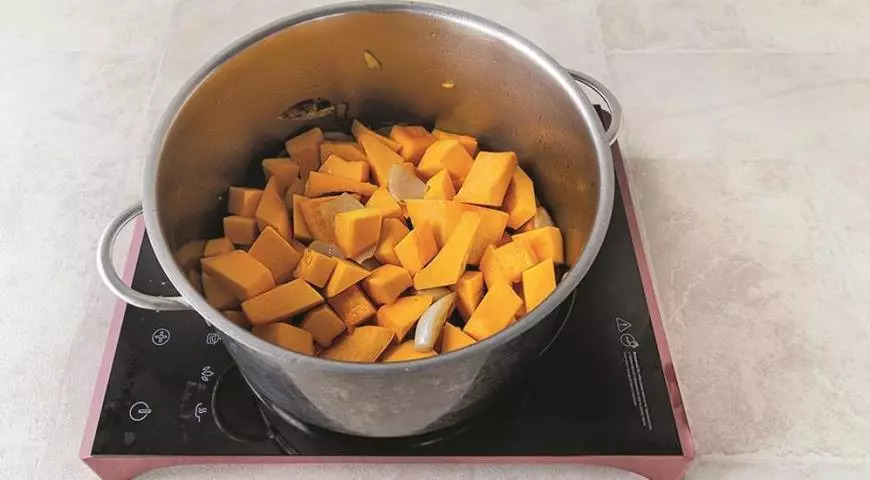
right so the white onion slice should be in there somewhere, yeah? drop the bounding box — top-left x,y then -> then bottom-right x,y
350,242 -> 377,265
388,164 -> 426,201
533,206 -> 554,229
414,293 -> 456,352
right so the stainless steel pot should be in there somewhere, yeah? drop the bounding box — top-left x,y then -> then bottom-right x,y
96,1 -> 620,437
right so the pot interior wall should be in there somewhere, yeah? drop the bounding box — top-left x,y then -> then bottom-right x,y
156,8 -> 600,268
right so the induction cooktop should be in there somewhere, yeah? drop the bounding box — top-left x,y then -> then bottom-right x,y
80,115 -> 693,480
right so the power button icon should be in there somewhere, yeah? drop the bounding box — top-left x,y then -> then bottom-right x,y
129,401 -> 152,422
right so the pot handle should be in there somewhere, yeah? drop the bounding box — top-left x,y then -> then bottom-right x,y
97,203 -> 191,311
567,69 -> 622,145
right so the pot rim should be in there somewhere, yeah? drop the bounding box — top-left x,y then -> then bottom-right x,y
143,0 -> 614,373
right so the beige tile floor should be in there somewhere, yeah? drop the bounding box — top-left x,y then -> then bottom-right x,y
1,0 -> 869,478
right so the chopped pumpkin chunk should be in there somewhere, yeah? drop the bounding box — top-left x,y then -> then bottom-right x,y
463,281 -> 523,341
305,171 -> 377,198
351,119 -> 402,152
241,279 -> 324,325
253,323 -> 315,355
285,128 -> 323,178
296,193 -> 362,244
325,259 -> 371,298
334,208 -> 383,258
417,139 -> 474,182
174,240 -> 206,271
480,244 -> 511,289
458,204 -> 509,265
454,151 -> 517,207
413,211 -> 481,290
440,323 -> 476,353
455,271 -> 485,320
227,187 -> 263,217
494,241 -> 538,283
522,259 -> 556,311
503,167 -> 536,229
201,272 -> 239,310
365,188 -> 403,219
374,218 -> 410,265
357,128 -> 404,186
223,216 -> 258,245
511,226 -> 564,264
393,223 -> 438,275
404,199 -> 463,247
262,158 -> 300,189
300,305 -> 347,347
424,169 -> 456,200
187,269 -> 203,293
203,237 -> 234,258
320,141 -> 367,163
432,128 -> 479,156
201,250 -> 275,301
320,325 -> 394,363
248,226 -> 302,284
222,310 -> 250,329
375,294 -> 432,341
327,285 -> 377,328
382,340 -> 437,362
293,248 -> 338,288
291,195 -> 313,242
319,154 -> 370,183
389,125 -> 436,164
362,264 -> 413,305
516,206 -> 555,232
255,177 -> 292,240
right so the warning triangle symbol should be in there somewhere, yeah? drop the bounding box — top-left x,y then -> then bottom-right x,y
616,317 -> 631,333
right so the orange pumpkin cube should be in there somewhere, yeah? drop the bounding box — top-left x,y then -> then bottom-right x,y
227,187 -> 263,217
